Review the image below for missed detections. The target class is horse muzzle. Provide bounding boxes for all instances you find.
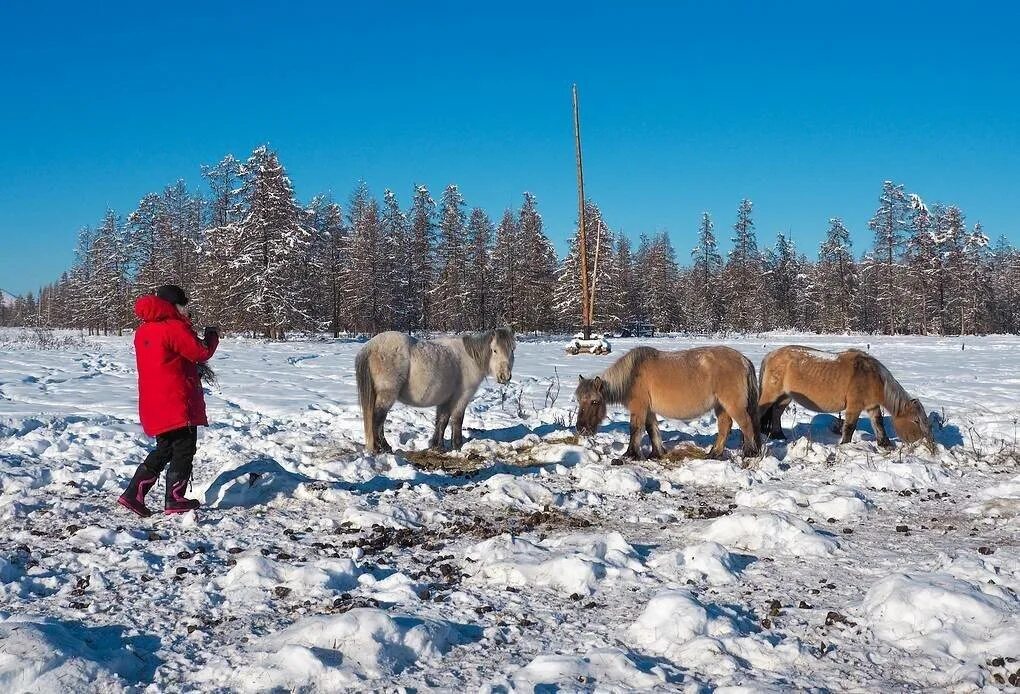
[496,372,511,385]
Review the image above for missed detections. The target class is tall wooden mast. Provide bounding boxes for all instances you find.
[572,84,591,340]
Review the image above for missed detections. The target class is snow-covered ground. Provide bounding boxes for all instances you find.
[1,329,1019,691]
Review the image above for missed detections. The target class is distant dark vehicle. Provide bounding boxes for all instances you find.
[617,322,655,338]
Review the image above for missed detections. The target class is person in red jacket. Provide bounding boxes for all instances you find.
[118,285,219,517]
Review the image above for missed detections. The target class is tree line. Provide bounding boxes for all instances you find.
[3,147,1018,336]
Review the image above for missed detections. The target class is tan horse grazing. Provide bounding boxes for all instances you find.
[758,345,934,451]
[575,346,761,460]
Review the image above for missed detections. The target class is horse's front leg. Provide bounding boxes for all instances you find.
[867,406,893,448]
[450,408,467,450]
[430,403,452,452]
[625,410,646,459]
[839,407,861,445]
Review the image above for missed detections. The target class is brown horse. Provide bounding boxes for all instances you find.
[758,345,934,450]
[575,346,761,460]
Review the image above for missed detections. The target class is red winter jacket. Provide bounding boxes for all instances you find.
[134,295,219,437]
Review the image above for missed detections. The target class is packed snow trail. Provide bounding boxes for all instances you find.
[1,330,1019,691]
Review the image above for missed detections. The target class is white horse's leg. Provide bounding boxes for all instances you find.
[430,402,452,451]
[449,389,478,450]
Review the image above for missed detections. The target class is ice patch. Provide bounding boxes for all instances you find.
[703,510,839,557]
[863,572,1020,661]
[464,532,646,596]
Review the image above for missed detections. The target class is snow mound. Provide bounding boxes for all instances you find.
[627,590,806,681]
[734,486,872,521]
[839,455,954,491]
[464,532,646,596]
[480,474,566,511]
[939,549,1020,596]
[863,572,1020,660]
[195,609,463,690]
[572,461,655,496]
[966,474,1020,518]
[663,458,756,489]
[494,647,668,692]
[649,541,745,585]
[217,554,359,601]
[0,614,158,691]
[702,510,839,557]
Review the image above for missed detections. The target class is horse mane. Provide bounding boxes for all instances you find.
[600,346,657,403]
[462,328,516,370]
[873,358,913,416]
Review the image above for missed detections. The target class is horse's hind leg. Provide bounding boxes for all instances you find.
[867,406,893,448]
[768,397,791,441]
[840,407,862,445]
[645,412,666,459]
[731,407,761,458]
[374,408,393,453]
[430,402,452,452]
[708,408,733,459]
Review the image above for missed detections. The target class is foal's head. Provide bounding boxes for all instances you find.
[489,328,516,384]
[892,398,935,452]
[575,376,608,436]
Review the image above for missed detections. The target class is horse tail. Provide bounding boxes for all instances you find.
[355,349,376,451]
[757,355,773,437]
[744,356,763,454]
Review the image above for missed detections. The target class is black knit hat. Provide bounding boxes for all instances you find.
[155,284,189,306]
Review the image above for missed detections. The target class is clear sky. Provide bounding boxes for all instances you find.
[2,1,1018,295]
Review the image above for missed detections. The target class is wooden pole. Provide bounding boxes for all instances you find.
[573,84,591,340]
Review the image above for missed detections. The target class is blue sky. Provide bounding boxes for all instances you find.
[1,1,1018,295]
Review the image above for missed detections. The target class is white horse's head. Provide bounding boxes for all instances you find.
[489,328,516,384]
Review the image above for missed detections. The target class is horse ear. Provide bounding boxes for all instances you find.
[578,374,585,383]
[593,376,604,391]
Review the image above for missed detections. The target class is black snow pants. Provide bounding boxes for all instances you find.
[142,426,198,494]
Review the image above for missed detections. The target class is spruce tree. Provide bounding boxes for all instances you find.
[465,207,494,329]
[868,181,909,333]
[722,199,764,332]
[407,186,436,332]
[689,212,723,332]
[434,184,469,331]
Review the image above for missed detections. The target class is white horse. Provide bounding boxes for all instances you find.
[355,328,516,453]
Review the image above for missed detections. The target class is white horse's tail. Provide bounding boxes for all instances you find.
[355,350,377,451]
